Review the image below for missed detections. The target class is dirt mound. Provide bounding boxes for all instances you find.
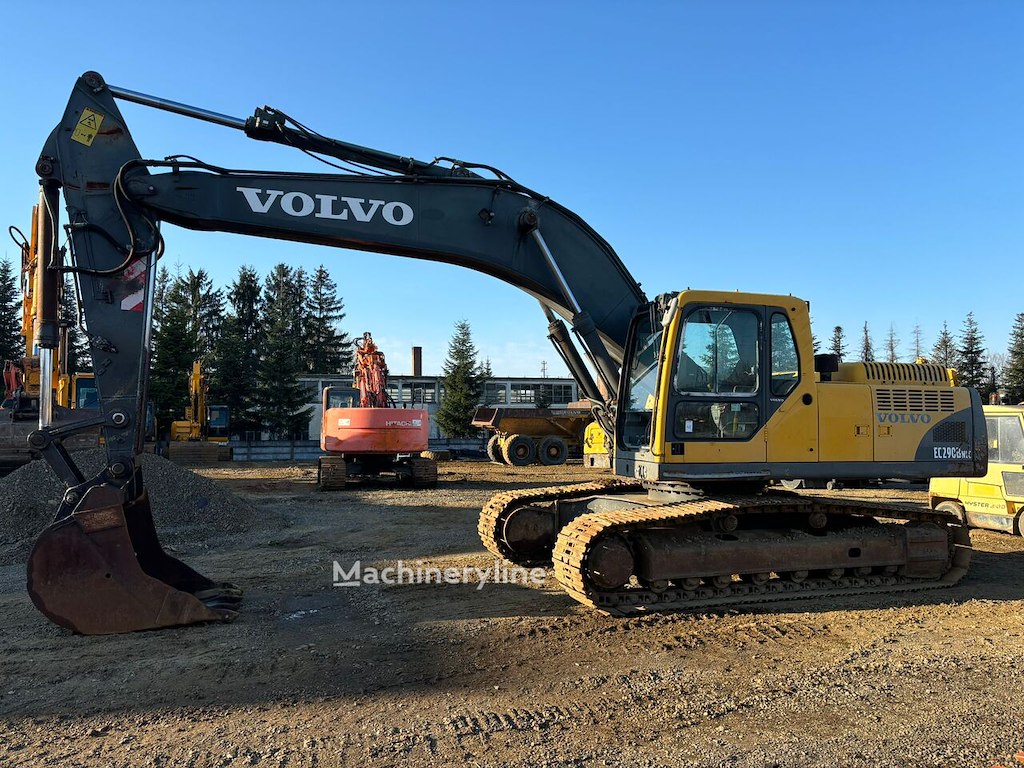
[0,451,265,566]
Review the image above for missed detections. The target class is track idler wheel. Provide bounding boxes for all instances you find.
[27,486,241,634]
[586,534,634,591]
[501,505,558,564]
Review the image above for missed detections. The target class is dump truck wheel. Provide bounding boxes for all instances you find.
[934,500,967,526]
[502,434,536,467]
[537,436,568,466]
[486,435,504,463]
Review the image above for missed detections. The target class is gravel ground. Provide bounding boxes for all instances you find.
[0,460,1021,767]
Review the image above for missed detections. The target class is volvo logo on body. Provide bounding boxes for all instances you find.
[236,186,414,226]
[875,412,933,425]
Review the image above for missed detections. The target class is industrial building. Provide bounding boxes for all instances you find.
[300,373,579,440]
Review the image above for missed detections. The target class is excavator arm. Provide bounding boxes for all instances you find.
[26,71,648,634]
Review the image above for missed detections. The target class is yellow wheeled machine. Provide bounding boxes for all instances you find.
[930,404,1024,535]
[474,406,592,466]
[582,421,611,470]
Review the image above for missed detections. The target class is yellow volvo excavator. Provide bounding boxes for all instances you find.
[20,72,985,633]
[168,361,230,462]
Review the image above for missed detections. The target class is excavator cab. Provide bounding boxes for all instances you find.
[72,374,99,410]
[325,386,360,409]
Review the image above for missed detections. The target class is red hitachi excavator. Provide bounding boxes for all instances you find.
[20,72,985,634]
[318,332,436,489]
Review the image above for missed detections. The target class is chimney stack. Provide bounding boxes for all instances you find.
[412,346,422,377]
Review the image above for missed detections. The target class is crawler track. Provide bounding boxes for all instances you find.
[552,492,972,615]
[478,478,643,566]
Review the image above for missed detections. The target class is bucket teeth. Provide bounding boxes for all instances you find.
[27,485,242,634]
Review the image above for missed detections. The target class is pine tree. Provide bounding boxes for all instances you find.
[153,265,171,324]
[1004,313,1024,404]
[60,276,90,373]
[885,324,900,363]
[210,266,264,437]
[859,322,874,362]
[0,258,22,363]
[148,276,198,427]
[956,312,986,390]
[256,264,312,438]
[177,268,224,359]
[911,323,925,362]
[479,358,495,404]
[148,267,224,427]
[436,320,485,438]
[829,326,846,361]
[931,322,956,368]
[304,265,351,374]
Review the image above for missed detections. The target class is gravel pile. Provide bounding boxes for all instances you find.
[0,451,262,566]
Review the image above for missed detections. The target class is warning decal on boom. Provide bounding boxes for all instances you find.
[71,108,104,146]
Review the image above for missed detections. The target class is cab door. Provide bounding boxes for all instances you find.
[763,310,818,463]
[665,304,767,466]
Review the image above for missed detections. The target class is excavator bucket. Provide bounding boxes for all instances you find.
[27,485,241,634]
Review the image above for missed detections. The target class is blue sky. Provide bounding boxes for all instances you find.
[2,1,1021,377]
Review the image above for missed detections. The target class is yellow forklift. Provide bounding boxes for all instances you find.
[930,404,1024,535]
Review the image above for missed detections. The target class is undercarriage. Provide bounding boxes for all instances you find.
[318,454,438,490]
[479,480,971,615]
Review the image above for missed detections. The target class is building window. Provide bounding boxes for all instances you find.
[510,384,535,404]
[483,383,507,404]
[550,384,574,403]
[409,382,436,403]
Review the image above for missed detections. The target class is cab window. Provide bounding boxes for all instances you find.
[673,307,760,441]
[76,383,99,410]
[675,308,759,394]
[619,311,664,449]
[988,415,1024,464]
[769,312,800,396]
[327,388,360,409]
